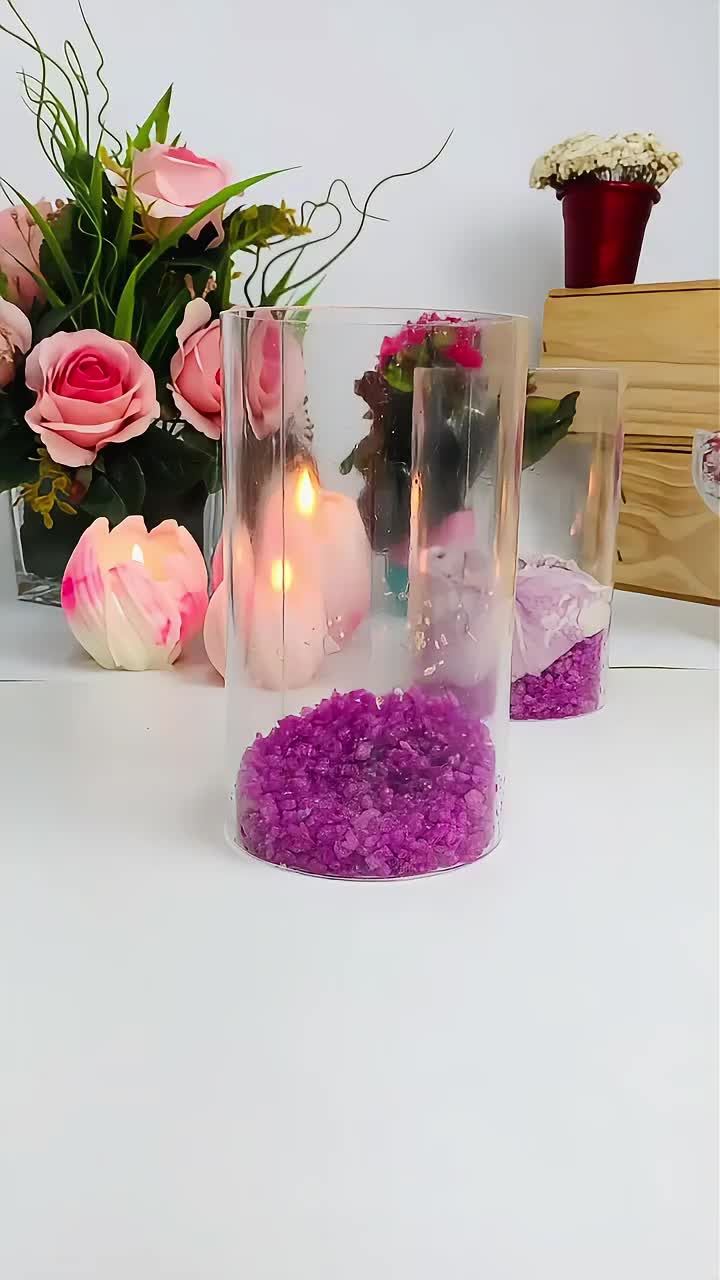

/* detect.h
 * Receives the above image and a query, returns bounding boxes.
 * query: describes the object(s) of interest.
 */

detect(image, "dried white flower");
[529,131,682,190]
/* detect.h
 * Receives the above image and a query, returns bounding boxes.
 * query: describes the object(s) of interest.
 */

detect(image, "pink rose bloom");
[123,144,231,246]
[169,298,221,439]
[0,297,32,388]
[245,313,306,440]
[0,201,53,313]
[25,329,159,467]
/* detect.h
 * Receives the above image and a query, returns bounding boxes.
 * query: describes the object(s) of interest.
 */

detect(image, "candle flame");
[271,558,293,592]
[296,468,316,517]
[131,543,144,564]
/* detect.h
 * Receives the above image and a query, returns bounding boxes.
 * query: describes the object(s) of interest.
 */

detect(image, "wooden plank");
[543,286,720,365]
[623,436,692,452]
[615,449,720,603]
[549,279,719,298]
[539,356,719,392]
[538,356,719,440]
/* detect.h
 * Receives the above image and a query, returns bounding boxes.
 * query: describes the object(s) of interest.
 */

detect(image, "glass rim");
[221,304,525,326]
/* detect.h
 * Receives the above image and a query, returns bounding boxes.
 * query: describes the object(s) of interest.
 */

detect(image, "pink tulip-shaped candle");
[61,516,208,670]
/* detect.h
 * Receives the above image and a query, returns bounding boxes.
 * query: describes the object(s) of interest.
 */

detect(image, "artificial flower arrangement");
[0,2,442,599]
[529,131,682,190]
[340,313,578,567]
[530,131,683,289]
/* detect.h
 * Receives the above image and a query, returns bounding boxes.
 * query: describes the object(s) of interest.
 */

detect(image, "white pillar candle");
[316,490,371,646]
[248,468,326,690]
[248,560,326,690]
[255,467,321,569]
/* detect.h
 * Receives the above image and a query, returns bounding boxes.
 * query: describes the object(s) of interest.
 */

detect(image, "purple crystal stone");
[510,630,606,720]
[236,686,497,878]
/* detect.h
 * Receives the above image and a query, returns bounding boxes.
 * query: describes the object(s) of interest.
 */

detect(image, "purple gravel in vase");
[510,630,606,720]
[236,686,497,878]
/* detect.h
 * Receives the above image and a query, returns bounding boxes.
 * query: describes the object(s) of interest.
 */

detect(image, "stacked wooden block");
[542,280,720,604]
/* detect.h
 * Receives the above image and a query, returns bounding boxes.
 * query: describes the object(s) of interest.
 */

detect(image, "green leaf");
[113,176,137,280]
[113,169,291,342]
[80,472,127,525]
[383,360,414,394]
[292,277,325,308]
[5,188,79,302]
[0,451,38,492]
[0,269,7,300]
[134,85,174,150]
[142,287,190,363]
[262,248,305,306]
[181,431,221,492]
[131,426,208,495]
[89,153,104,221]
[33,295,92,341]
[523,391,580,469]
[339,446,357,477]
[16,505,88,578]
[103,450,146,513]
[0,413,40,492]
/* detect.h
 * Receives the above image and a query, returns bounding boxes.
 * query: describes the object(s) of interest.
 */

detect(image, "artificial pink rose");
[122,144,231,246]
[25,329,159,467]
[0,297,32,388]
[245,314,306,441]
[169,298,221,439]
[0,201,53,313]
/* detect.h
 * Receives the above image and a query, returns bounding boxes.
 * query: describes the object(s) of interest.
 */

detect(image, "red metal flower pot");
[558,179,661,289]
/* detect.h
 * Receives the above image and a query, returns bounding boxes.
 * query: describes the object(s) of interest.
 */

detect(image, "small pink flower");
[61,515,208,671]
[445,339,483,368]
[378,313,482,371]
[245,313,306,441]
[120,144,231,246]
[169,298,221,439]
[25,329,159,467]
[0,297,32,388]
[0,201,53,313]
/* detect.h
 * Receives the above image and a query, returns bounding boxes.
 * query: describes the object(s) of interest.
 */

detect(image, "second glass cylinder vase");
[512,366,622,720]
[222,307,528,878]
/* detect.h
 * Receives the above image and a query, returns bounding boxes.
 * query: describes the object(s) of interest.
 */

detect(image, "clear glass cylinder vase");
[222,307,528,878]
[512,366,622,720]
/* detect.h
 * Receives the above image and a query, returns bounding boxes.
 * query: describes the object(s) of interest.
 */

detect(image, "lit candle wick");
[271,559,293,592]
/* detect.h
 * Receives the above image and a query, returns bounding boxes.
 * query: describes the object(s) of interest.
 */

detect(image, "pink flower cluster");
[378,312,483,372]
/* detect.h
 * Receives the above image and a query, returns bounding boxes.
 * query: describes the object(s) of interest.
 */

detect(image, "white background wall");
[0,0,717,589]
[0,0,717,346]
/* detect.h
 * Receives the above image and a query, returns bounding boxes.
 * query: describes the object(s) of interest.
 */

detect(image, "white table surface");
[0,584,717,1278]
